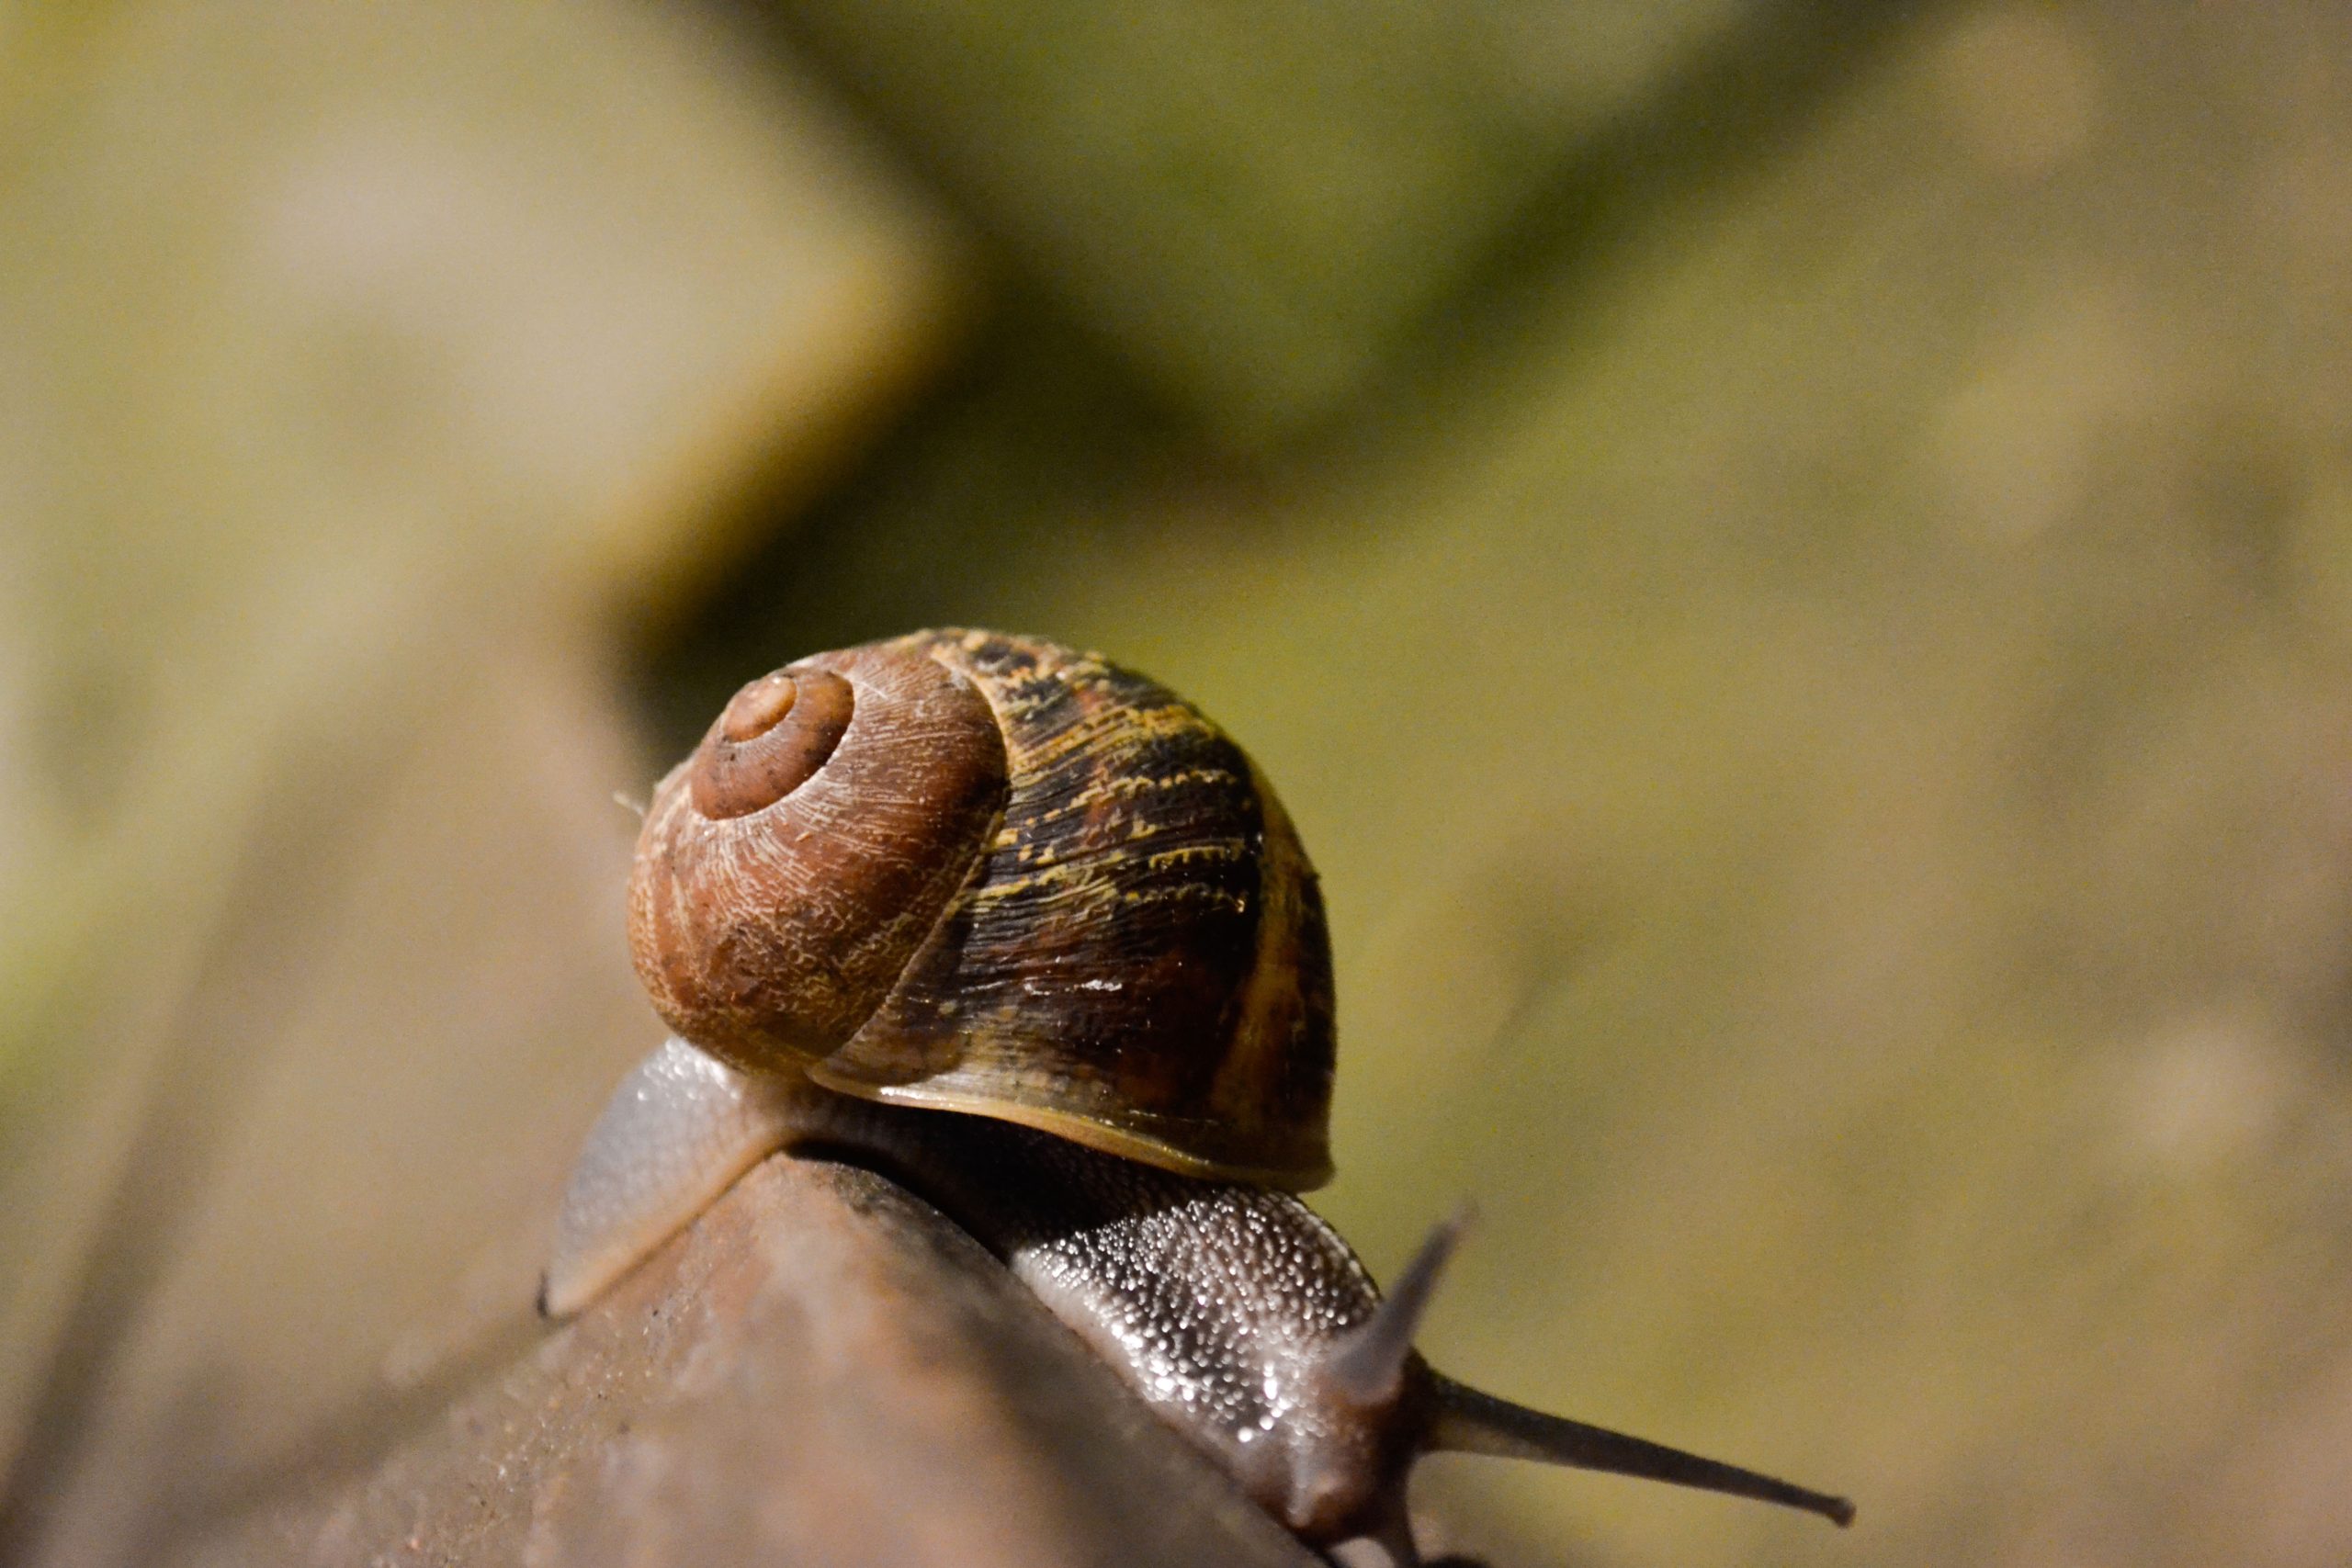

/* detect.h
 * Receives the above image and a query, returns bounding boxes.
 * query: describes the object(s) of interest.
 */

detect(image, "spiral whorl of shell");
[628,644,1008,1065]
[627,628,1335,1190]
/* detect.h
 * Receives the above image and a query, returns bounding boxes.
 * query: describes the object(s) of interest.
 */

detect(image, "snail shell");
[626,627,1337,1189]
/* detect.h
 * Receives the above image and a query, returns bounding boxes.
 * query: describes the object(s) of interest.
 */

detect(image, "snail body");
[548,629,1851,1562]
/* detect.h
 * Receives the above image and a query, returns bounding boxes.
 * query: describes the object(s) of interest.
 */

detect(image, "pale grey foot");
[541,1036,798,1317]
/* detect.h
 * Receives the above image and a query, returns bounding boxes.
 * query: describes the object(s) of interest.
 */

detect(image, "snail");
[544,627,1853,1563]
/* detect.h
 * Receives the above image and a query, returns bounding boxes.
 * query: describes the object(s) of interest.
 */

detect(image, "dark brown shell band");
[811,629,1337,1190]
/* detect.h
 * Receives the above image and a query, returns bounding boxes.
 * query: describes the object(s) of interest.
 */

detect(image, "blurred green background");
[6,2,2352,1563]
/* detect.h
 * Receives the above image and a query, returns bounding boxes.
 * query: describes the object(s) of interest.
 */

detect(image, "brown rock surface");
[176,1155,1318,1568]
